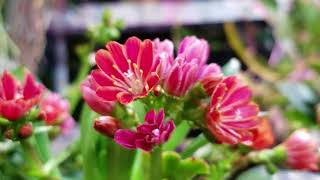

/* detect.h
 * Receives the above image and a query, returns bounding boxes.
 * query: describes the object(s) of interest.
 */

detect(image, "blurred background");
[1,0,320,178]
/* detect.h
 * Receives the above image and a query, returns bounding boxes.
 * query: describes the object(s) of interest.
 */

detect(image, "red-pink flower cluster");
[154,36,222,97]
[0,70,43,121]
[282,129,319,171]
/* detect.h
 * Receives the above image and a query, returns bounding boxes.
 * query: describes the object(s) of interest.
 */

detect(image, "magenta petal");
[222,86,252,107]
[114,129,137,149]
[95,49,123,80]
[23,72,42,100]
[125,36,141,64]
[1,71,17,100]
[164,64,182,95]
[116,92,134,104]
[145,109,155,124]
[210,83,226,107]
[135,139,153,152]
[81,84,114,115]
[137,124,156,134]
[155,108,164,126]
[91,70,114,87]
[96,86,121,102]
[138,39,153,78]
[146,72,159,90]
[107,42,129,72]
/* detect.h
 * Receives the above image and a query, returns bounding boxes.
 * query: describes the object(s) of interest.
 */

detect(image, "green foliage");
[162,151,209,180]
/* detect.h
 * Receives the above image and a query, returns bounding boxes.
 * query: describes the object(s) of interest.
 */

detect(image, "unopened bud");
[94,116,121,138]
[4,129,13,139]
[18,124,33,139]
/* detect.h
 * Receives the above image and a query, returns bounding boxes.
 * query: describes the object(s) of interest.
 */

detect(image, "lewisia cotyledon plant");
[250,117,274,150]
[206,76,259,145]
[0,70,43,121]
[114,109,175,151]
[91,36,159,104]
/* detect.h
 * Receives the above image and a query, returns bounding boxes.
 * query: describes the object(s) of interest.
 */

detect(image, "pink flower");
[200,63,224,95]
[92,36,159,104]
[81,75,115,115]
[153,38,174,81]
[177,36,209,65]
[0,70,43,121]
[206,76,259,145]
[282,129,319,171]
[155,36,221,97]
[250,117,274,150]
[114,109,175,151]
[60,116,75,135]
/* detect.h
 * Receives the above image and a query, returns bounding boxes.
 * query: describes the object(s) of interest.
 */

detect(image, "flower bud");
[282,129,318,171]
[18,124,33,139]
[4,129,13,139]
[94,116,121,138]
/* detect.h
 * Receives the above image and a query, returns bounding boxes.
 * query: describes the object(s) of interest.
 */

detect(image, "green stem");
[43,140,79,174]
[20,139,44,177]
[180,134,208,158]
[150,146,162,180]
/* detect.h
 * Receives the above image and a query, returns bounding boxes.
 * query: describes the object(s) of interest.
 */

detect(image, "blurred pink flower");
[206,76,259,145]
[40,93,70,125]
[40,92,75,134]
[81,74,115,115]
[114,109,175,151]
[282,129,319,171]
[0,70,43,120]
[288,61,315,81]
[93,36,159,104]
[60,116,75,135]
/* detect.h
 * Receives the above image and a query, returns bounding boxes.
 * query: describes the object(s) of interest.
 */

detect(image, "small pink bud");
[282,129,319,171]
[94,116,121,138]
[18,124,33,139]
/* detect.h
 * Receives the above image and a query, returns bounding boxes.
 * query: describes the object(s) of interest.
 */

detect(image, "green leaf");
[177,157,210,180]
[130,150,150,180]
[162,151,209,180]
[163,121,190,151]
[181,134,208,158]
[162,152,181,179]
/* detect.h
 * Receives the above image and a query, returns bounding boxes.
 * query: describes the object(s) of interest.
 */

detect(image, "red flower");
[153,38,174,81]
[81,75,115,115]
[282,129,319,171]
[0,70,43,120]
[92,36,159,104]
[206,76,259,145]
[251,117,274,150]
[114,109,175,151]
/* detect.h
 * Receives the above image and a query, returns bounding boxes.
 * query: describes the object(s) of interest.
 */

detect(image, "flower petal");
[138,39,153,78]
[1,71,17,100]
[114,129,137,149]
[96,86,122,102]
[23,72,42,100]
[95,49,123,80]
[146,72,159,91]
[91,70,114,87]
[107,41,128,72]
[117,92,134,104]
[145,109,155,124]
[125,36,141,64]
